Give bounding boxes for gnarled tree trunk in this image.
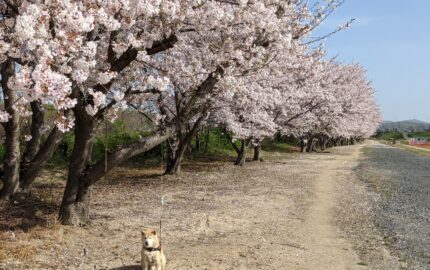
[59,116,96,225]
[165,137,182,175]
[234,139,247,166]
[165,114,205,175]
[0,60,20,200]
[21,102,44,165]
[224,130,247,166]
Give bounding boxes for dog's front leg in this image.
[154,260,163,270]
[141,258,149,270]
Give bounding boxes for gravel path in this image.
[357,142,430,269]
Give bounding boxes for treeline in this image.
[0,1,380,225]
[0,113,363,170]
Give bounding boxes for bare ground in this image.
[0,143,402,269]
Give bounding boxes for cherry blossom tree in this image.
[1,0,187,223]
[275,61,381,151]
[1,1,27,200]
[308,63,381,147]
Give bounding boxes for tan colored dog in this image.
[141,228,166,270]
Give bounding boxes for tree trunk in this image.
[321,139,328,151]
[306,138,313,152]
[59,117,96,225]
[21,101,44,165]
[224,130,245,166]
[306,137,318,153]
[164,115,205,175]
[253,145,261,161]
[19,127,65,194]
[0,60,20,200]
[165,138,176,168]
[312,139,318,152]
[19,102,58,195]
[320,136,328,151]
[235,140,247,166]
[164,140,186,175]
[58,122,176,225]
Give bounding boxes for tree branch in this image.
[3,0,19,15]
[83,124,176,185]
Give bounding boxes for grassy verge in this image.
[395,144,430,158]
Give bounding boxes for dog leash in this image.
[159,143,165,250]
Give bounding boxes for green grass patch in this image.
[262,142,298,153]
[377,131,404,141]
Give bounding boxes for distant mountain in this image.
[379,119,430,131]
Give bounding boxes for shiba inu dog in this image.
[141,228,166,270]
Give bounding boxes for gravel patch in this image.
[357,144,430,269]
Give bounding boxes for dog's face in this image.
[141,228,160,248]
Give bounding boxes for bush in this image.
[92,121,141,163]
[377,131,404,141]
[190,128,235,155]
[409,131,430,139]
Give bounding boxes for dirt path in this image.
[1,144,380,270]
[297,145,365,270]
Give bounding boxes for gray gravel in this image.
[358,144,430,269]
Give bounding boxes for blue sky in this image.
[312,0,430,121]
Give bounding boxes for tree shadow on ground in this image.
[262,143,300,154]
[101,153,234,187]
[0,194,59,232]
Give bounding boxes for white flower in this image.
[56,115,75,133]
[0,40,10,55]
[0,111,10,122]
[137,51,150,62]
[97,71,117,85]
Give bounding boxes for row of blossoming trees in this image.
[0,0,381,225]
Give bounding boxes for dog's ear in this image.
[151,229,157,235]
[141,230,145,237]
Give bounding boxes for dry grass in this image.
[0,243,36,262]
[0,149,307,269]
[396,144,430,157]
